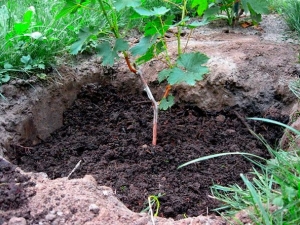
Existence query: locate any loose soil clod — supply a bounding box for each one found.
[9,84,287,219]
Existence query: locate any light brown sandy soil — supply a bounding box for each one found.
[0,14,299,224]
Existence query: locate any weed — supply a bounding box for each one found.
[141,193,164,216]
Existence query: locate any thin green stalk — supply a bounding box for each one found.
[158,16,172,67]
[177,0,188,55]
[97,0,120,38]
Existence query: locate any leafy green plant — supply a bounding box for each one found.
[58,0,210,145]
[204,0,270,26]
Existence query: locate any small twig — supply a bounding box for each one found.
[51,65,63,78]
[132,100,152,104]
[234,110,253,132]
[15,144,34,154]
[67,160,82,179]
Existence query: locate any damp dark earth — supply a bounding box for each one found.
[7,84,287,219]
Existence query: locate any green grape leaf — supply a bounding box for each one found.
[130,35,158,56]
[114,0,141,11]
[136,46,155,65]
[144,15,174,36]
[96,38,129,66]
[70,27,94,55]
[166,52,209,85]
[134,6,169,17]
[1,74,10,83]
[158,68,172,83]
[114,38,129,51]
[159,95,175,110]
[96,42,116,66]
[168,67,208,85]
[136,40,164,65]
[177,52,209,72]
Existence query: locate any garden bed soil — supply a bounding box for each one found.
[7,84,287,220]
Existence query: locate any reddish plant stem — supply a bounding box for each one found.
[125,55,137,73]
[162,84,171,99]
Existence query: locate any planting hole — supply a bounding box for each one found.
[7,83,287,219]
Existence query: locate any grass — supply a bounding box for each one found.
[0,0,181,82]
[267,0,288,13]
[267,0,300,35]
[282,0,300,35]
[0,0,110,80]
[179,116,300,224]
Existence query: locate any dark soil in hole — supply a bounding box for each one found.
[0,158,35,223]
[9,84,288,219]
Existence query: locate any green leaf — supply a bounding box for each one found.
[37,63,45,69]
[130,35,158,56]
[203,5,220,20]
[96,38,129,66]
[247,3,262,25]
[24,65,32,70]
[188,20,209,28]
[165,52,209,85]
[136,40,164,65]
[134,6,170,17]
[23,9,33,24]
[114,38,129,52]
[136,46,155,65]
[70,27,94,55]
[114,0,141,11]
[1,74,10,83]
[177,52,209,72]
[96,42,116,66]
[191,0,208,16]
[144,16,173,36]
[21,55,32,65]
[4,63,13,69]
[241,0,269,14]
[159,95,175,110]
[56,0,82,19]
[14,22,30,35]
[158,68,172,83]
